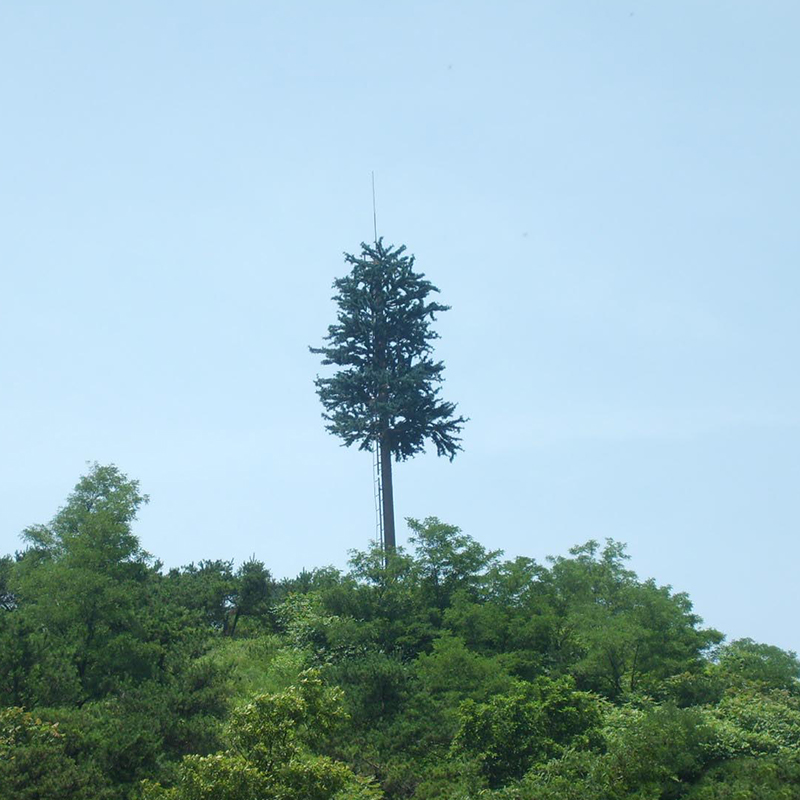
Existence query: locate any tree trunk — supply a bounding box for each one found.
[379,438,396,552]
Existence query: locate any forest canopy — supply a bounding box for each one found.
[2,464,798,800]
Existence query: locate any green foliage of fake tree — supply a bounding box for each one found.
[311,239,466,461]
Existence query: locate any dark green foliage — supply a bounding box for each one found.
[0,555,15,610]
[326,650,411,728]
[231,557,274,634]
[505,703,719,800]
[163,560,237,632]
[452,676,604,788]
[311,239,465,461]
[325,544,436,658]
[686,751,800,799]
[0,708,106,800]
[715,638,800,693]
[161,557,274,637]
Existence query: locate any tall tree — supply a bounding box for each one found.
[311,239,466,551]
[5,463,155,706]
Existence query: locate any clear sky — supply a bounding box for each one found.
[2,1,798,652]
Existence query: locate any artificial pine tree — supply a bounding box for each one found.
[311,238,466,551]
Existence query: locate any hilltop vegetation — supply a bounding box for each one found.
[2,464,799,799]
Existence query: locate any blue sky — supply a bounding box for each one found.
[1,1,798,652]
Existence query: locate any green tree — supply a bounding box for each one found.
[443,556,558,680]
[3,463,155,706]
[311,239,466,550]
[408,517,500,615]
[546,540,722,697]
[141,670,382,800]
[0,463,230,792]
[714,639,800,693]
[227,557,274,636]
[338,544,433,656]
[18,462,150,576]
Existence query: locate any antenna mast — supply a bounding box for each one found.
[372,171,378,243]
[370,171,385,550]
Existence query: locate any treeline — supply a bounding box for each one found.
[1,464,799,799]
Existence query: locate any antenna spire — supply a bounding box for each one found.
[371,171,378,244]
